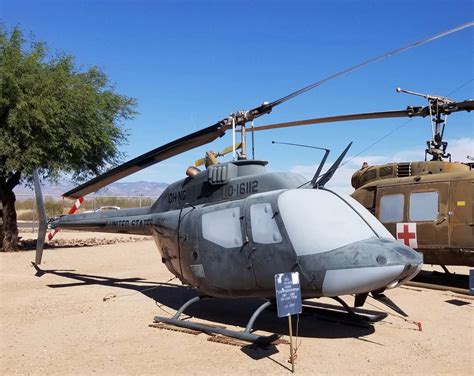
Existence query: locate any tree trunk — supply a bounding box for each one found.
[0,172,21,252]
[1,189,19,251]
[0,208,4,250]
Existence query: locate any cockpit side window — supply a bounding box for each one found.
[250,203,282,244]
[380,194,404,222]
[409,191,439,221]
[202,207,243,248]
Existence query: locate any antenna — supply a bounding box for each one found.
[315,142,353,188]
[232,116,236,160]
[271,141,331,187]
[251,121,255,160]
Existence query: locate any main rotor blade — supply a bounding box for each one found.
[64,122,227,198]
[444,99,474,113]
[246,99,474,132]
[63,23,473,198]
[246,109,418,132]
[259,22,474,112]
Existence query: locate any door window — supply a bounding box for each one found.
[409,191,439,221]
[380,194,404,222]
[202,207,243,248]
[250,203,282,244]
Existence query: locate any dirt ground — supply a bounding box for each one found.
[1,231,473,375]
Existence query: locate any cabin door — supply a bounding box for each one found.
[376,183,450,250]
[449,180,474,250]
[195,201,258,292]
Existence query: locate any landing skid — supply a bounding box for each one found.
[301,297,388,326]
[432,265,466,280]
[153,295,389,344]
[153,296,280,345]
[441,265,451,274]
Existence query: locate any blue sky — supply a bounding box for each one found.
[2,0,473,192]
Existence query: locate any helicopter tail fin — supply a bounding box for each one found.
[33,169,48,265]
[313,142,352,189]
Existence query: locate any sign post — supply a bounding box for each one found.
[288,315,294,372]
[275,272,302,373]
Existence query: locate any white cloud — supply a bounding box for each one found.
[290,137,474,195]
[448,138,474,162]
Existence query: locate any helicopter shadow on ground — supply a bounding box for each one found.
[32,263,377,342]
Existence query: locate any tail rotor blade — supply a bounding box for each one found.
[46,196,84,241]
[33,169,48,265]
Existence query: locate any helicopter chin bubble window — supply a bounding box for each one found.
[409,191,439,221]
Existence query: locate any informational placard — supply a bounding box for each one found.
[470,269,473,296]
[274,272,302,318]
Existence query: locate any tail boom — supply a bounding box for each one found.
[51,207,155,236]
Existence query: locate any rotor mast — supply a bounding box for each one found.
[396,87,454,161]
[229,102,271,160]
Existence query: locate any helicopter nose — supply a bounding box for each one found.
[297,237,423,297]
[278,189,422,296]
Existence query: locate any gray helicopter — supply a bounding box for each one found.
[33,23,473,343]
[42,144,421,343]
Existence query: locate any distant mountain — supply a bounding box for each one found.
[95,181,168,197]
[14,180,168,198]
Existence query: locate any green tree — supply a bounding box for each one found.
[0,26,137,251]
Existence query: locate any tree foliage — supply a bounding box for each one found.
[0,26,137,251]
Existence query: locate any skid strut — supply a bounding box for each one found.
[154,297,279,344]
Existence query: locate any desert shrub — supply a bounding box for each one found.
[16,198,35,211]
[94,196,155,208]
[44,199,63,216]
[16,198,65,219]
[15,195,157,216]
[17,210,34,221]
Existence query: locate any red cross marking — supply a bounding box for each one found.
[397,224,416,246]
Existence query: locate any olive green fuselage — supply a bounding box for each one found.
[351,161,473,266]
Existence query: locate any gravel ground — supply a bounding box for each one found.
[1,232,473,375]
